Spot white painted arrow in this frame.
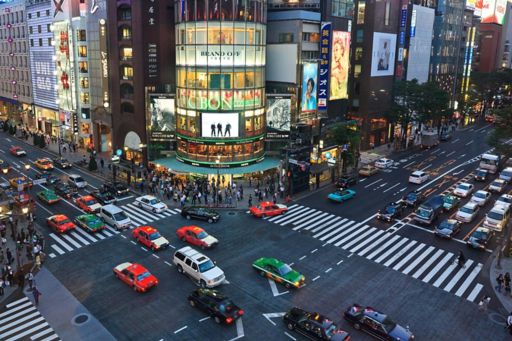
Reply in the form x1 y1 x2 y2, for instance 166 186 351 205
263 312 287 326
227 318 245 341
268 278 289 297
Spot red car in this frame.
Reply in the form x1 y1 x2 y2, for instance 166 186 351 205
249 201 288 218
132 226 170 250
75 195 102 213
176 225 218 249
113 262 158 292
9 146 26 156
46 214 76 233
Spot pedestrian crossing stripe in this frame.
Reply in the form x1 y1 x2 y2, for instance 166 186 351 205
265 204 485 302
0 296 60 341
46 204 181 258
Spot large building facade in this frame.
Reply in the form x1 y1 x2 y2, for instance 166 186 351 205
174 0 267 169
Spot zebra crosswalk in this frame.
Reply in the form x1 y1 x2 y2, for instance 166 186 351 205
264 204 485 302
0 296 59 341
47 204 182 258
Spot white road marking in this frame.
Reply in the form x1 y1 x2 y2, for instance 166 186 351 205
466 283 483 302
455 264 483 297
443 260 474 292
420 163 432 171
383 183 401 193
312 276 320 281
152 254 160 259
199 316 210 322
422 252 454 283
130 240 136 245
337 259 344 265
285 332 297 340
164 261 173 267
403 161 416 168
446 151 456 157
310 248 318 254
405 246 437 276
268 278 289 297
173 326 187 334
452 169 465 176
465 141 473 146
262 312 286 326
392 243 426 272
299 255 307 261
325 268 332 273
141 246 148 251
364 178 383 188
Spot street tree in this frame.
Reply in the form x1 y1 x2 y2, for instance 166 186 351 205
469 69 512 115
325 121 361 175
417 82 452 131
488 105 512 159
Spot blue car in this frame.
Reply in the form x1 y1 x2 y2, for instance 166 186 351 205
328 189 356 202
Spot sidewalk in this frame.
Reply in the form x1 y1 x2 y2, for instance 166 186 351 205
489 252 512 313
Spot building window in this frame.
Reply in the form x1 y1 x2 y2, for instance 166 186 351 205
76 29 86 41
30 39 33 47
37 25 41 33
303 32 320 43
29 26 33 34
28 13 31 19
48 38 52 46
122 66 133 80
118 6 132 21
356 29 364 43
80 77 89 88
354 64 362 78
384 2 391 26
38 38 42 46
278 33 294 43
120 26 131 40
357 1 365 24
79 61 88 73
301 50 319 60
47 24 51 32
78 46 87 57
355 47 363 61
331 0 354 18
120 47 133 61
80 92 89 104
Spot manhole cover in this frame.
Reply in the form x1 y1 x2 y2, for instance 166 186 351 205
228 211 236 216
73 314 90 325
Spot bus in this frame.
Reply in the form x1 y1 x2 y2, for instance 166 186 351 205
479 153 501 174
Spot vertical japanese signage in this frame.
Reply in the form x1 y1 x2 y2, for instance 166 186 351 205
73 112 79 134
318 22 331 111
396 3 408 76
99 19 109 107
144 0 159 81
330 31 350 100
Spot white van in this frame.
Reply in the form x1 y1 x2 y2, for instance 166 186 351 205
68 174 88 188
484 205 510 232
100 204 131 230
409 171 429 184
499 167 512 183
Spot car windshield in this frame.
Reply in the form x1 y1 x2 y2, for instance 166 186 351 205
474 192 487 199
385 206 396 214
406 193 417 200
488 211 504 220
476 170 486 176
503 171 512 177
324 322 338 338
473 231 487 240
58 219 71 224
149 199 159 205
198 260 215 273
444 196 455 204
499 197 512 204
89 217 102 225
417 207 431 218
197 231 208 239
382 318 397 333
460 206 474 214
492 181 503 187
113 212 128 221
458 184 470 191
84 199 96 205
137 272 151 281
440 221 455 230
149 232 161 240
218 300 235 314
278 264 292 276
74 176 85 182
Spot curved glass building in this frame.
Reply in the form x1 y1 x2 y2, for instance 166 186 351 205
175 0 267 168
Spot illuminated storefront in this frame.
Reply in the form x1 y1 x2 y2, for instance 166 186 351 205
174 0 267 169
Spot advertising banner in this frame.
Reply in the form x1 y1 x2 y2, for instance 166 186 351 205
99 19 109 107
370 32 397 77
54 22 76 112
330 31 350 100
147 94 176 141
318 22 331 110
481 0 507 24
201 113 239 138
301 63 318 113
266 95 291 140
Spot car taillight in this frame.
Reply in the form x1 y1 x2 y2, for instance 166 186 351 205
225 317 233 324
238 310 244 316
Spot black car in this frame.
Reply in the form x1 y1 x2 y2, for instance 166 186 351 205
467 227 493 250
283 307 350 341
188 289 244 325
181 206 220 223
53 157 72 169
377 202 404 222
434 219 461 239
344 304 414 341
53 182 77 199
102 182 130 197
403 191 425 207
335 173 358 189
91 190 117 205
35 172 60 185
474 168 488 182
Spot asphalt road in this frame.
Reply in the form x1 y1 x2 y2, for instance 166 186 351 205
1 126 511 341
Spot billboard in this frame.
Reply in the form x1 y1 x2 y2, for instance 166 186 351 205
370 32 397 77
407 6 435 84
147 94 176 141
318 23 332 110
201 113 239 138
54 21 76 112
330 31 350 100
301 63 318 113
466 0 477 10
266 95 291 140
481 0 507 24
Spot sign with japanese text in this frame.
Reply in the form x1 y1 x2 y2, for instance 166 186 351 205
318 22 331 110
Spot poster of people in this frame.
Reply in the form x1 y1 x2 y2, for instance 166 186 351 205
266 95 291 140
330 31 350 100
301 62 318 113
370 32 397 77
148 94 176 141
201 113 239 138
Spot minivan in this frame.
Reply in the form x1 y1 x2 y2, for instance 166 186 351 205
409 171 429 184
484 205 510 232
173 246 225 288
100 204 131 230
68 174 88 189
500 167 512 183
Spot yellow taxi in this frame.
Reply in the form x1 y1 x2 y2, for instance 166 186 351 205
34 158 54 171
9 176 33 190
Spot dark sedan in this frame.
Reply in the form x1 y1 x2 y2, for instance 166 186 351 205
344 304 414 341
53 157 72 169
434 219 461 239
403 191 425 207
377 202 404 222
53 183 77 199
91 190 117 205
35 172 60 185
467 227 493 250
284 307 350 341
188 289 244 325
181 206 220 223
102 182 130 197
335 174 358 189
474 168 488 182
